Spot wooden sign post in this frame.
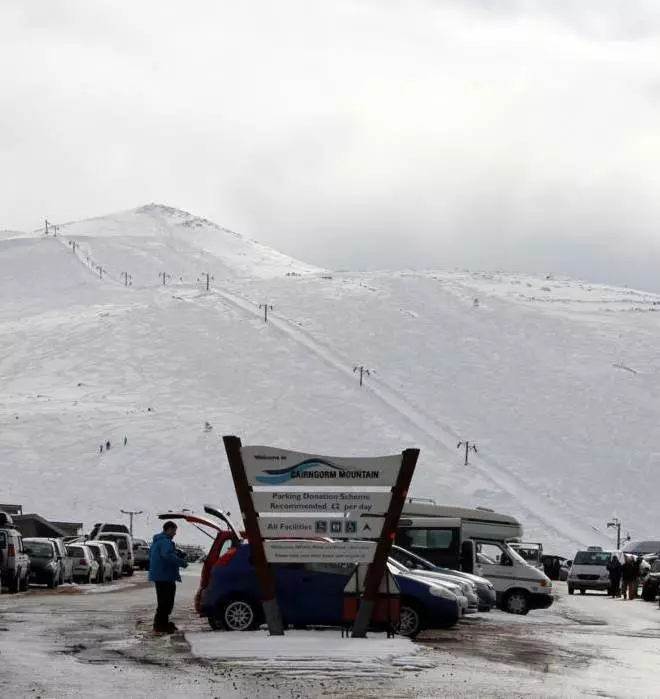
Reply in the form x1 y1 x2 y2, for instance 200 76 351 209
223 436 418 638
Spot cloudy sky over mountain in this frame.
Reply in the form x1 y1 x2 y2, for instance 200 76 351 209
2 1 660 288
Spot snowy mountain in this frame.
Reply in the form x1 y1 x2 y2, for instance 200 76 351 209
2 204 659 556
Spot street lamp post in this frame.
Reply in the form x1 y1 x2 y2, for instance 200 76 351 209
120 509 143 537
607 517 622 549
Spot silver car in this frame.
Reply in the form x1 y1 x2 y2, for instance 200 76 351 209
97 540 122 579
66 543 99 584
85 541 113 583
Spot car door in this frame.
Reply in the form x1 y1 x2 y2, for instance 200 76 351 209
474 542 514 595
298 562 354 626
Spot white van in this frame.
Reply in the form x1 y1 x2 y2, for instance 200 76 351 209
395 505 553 615
474 539 553 614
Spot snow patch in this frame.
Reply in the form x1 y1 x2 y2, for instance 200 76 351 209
186 630 434 677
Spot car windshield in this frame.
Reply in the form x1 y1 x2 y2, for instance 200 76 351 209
391 546 435 571
574 551 611 565
25 542 53 558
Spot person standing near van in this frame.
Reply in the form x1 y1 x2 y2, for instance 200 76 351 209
149 521 188 633
621 555 635 600
607 554 622 598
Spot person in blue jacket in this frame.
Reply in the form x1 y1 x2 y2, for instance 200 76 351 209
149 521 188 633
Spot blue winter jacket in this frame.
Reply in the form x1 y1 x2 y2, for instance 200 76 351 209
148 532 188 582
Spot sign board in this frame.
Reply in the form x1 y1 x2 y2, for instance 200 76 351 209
264 540 377 564
242 446 402 487
252 490 392 515
259 516 385 539
223 435 419 638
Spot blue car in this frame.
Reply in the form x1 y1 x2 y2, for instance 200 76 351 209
201 542 460 637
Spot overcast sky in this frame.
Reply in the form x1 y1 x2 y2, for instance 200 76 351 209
2 1 660 289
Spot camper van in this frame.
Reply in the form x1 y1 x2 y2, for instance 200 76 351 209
394 501 553 615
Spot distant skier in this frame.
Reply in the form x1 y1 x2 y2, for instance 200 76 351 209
106 440 111 451
204 421 213 432
124 436 128 447
99 444 104 455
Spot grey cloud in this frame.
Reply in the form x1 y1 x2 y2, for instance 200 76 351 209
1 1 660 289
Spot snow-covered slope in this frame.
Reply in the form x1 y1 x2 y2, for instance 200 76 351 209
54 204 325 281
1 206 658 555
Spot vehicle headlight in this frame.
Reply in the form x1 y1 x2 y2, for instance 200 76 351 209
429 585 457 600
539 579 551 588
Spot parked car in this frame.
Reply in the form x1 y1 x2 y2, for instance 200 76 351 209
66 543 99 584
93 532 134 576
49 538 74 584
390 545 496 612
132 538 150 570
388 556 477 614
0 512 29 593
567 549 613 594
201 542 461 637
97 541 122 579
85 541 113 583
641 559 660 601
23 539 60 588
90 522 129 538
157 510 461 637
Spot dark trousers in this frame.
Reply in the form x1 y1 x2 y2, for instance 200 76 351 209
609 575 621 597
153 581 176 630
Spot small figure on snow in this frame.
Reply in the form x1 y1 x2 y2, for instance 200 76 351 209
99 444 104 454
124 435 128 447
106 440 111 451
203 421 213 433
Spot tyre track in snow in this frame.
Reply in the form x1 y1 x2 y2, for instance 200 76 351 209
210 287 598 549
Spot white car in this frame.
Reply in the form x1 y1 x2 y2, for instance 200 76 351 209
66 543 99 584
97 540 123 579
390 560 469 615
389 557 478 613
93 532 134 576
85 541 113 583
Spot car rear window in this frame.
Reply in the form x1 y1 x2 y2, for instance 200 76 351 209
67 546 84 557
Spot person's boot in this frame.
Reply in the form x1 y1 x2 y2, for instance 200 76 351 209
167 621 178 633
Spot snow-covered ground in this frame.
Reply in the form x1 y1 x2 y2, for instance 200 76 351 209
2 570 659 698
2 204 660 556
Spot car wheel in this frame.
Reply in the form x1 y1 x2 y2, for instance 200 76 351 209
504 591 529 615
222 599 260 631
395 601 423 638
567 585 575 595
580 588 586 595
8 574 19 594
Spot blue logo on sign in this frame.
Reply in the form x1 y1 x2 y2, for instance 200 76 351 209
255 458 346 485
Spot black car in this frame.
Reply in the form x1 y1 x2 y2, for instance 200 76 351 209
641 559 660 601
23 539 59 588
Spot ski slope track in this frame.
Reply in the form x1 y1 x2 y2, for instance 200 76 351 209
209 287 596 549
